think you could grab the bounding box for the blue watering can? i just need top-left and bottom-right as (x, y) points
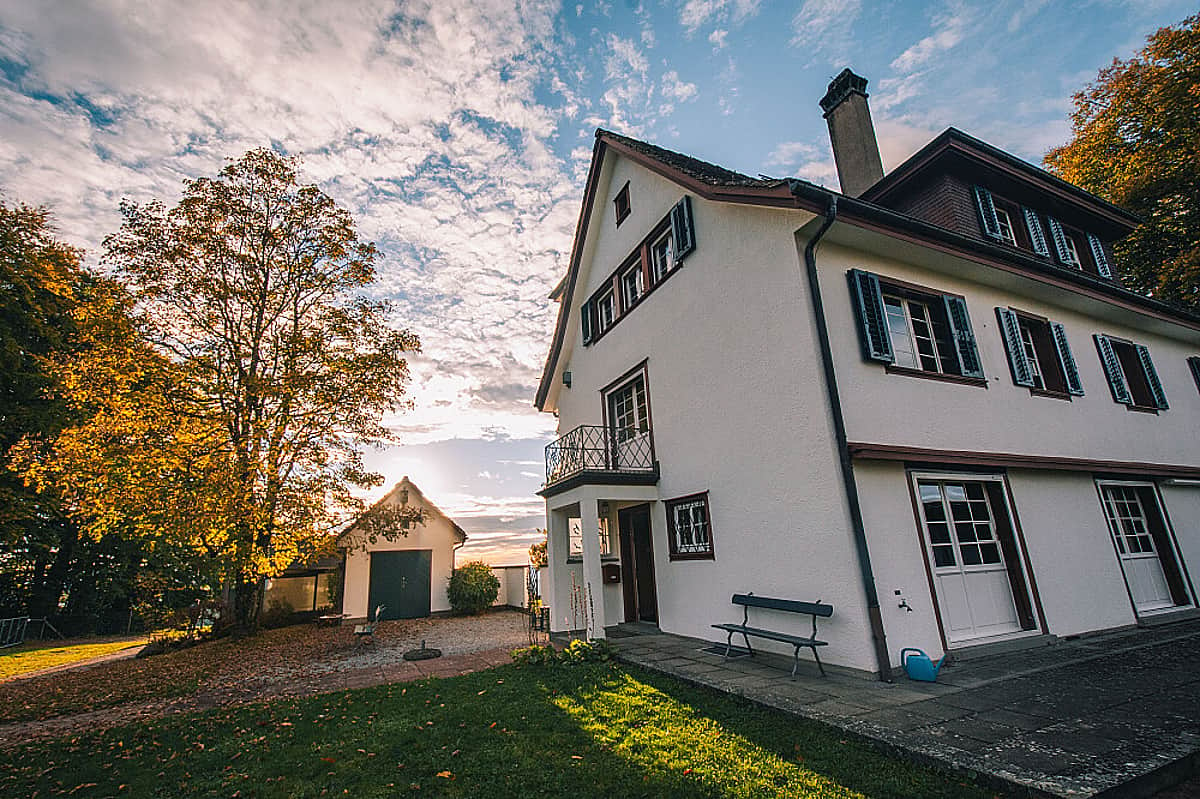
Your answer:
(900, 648), (945, 682)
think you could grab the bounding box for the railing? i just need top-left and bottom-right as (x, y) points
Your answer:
(545, 425), (656, 486)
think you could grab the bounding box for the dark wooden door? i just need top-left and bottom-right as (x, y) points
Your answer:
(618, 504), (658, 623)
(368, 550), (432, 620)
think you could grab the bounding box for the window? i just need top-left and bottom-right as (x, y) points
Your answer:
(613, 182), (630, 226)
(666, 492), (714, 560)
(603, 365), (654, 471)
(650, 230), (674, 283)
(849, 269), (986, 382)
(620, 260), (644, 309)
(580, 196), (696, 347)
(1094, 335), (1169, 411)
(568, 516), (613, 560)
(995, 308), (1084, 396)
(1189, 356), (1200, 394)
(994, 206), (1017, 246)
(607, 375), (649, 440)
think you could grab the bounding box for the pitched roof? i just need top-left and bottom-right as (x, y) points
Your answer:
(595, 128), (788, 189)
(339, 476), (467, 544)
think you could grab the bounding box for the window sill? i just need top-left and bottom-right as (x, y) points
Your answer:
(884, 364), (988, 388)
(1124, 404), (1161, 415)
(668, 551), (715, 562)
(1029, 387), (1073, 401)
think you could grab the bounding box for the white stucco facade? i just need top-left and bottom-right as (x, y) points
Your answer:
(339, 477), (466, 620)
(537, 139), (1200, 677)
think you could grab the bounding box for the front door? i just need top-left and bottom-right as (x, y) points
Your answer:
(368, 550), (432, 620)
(618, 504), (658, 624)
(916, 478), (1028, 644)
(1099, 483), (1191, 614)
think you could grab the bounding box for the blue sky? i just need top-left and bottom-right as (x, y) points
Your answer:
(0, 0), (1192, 563)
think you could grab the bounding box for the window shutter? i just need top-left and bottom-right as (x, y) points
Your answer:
(1022, 208), (1050, 257)
(670, 196), (696, 262)
(995, 307), (1035, 387)
(1135, 344), (1168, 410)
(1050, 322), (1084, 396)
(847, 269), (893, 363)
(1087, 233), (1113, 279)
(1047, 217), (1075, 265)
(973, 186), (1002, 240)
(1189, 356), (1200, 394)
(943, 295), (985, 379)
(1094, 334), (1132, 405)
(580, 299), (593, 345)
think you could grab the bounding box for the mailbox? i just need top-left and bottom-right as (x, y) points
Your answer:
(602, 563), (621, 583)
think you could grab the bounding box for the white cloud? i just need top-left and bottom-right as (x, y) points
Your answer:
(790, 0), (861, 61)
(678, 0), (761, 34)
(890, 3), (977, 73)
(661, 70), (698, 102)
(708, 28), (728, 50)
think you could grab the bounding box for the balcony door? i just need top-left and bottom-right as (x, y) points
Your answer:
(605, 368), (652, 471)
(1098, 482), (1193, 616)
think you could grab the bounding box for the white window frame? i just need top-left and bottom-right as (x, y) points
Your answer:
(1061, 234), (1081, 268)
(883, 293), (952, 374)
(1018, 320), (1045, 390)
(596, 289), (615, 333)
(995, 207), (1017, 246)
(621, 262), (644, 310)
(650, 230), (674, 283)
(567, 516), (614, 561)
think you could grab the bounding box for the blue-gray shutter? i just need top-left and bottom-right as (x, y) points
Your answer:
(580, 299), (593, 345)
(943, 296), (985, 379)
(1094, 334), (1132, 405)
(670, 196), (696, 262)
(973, 186), (1002, 240)
(1135, 344), (1168, 409)
(1047, 217), (1075, 265)
(1050, 322), (1084, 396)
(1188, 356), (1200, 394)
(1023, 208), (1050, 257)
(995, 307), (1035, 387)
(1087, 233), (1113, 279)
(847, 269), (893, 363)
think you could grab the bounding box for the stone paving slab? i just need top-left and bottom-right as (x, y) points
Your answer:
(611, 619), (1200, 798)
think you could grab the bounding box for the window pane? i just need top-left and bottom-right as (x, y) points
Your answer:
(927, 521), (951, 544)
(950, 501), (970, 521)
(965, 483), (985, 501)
(944, 484), (967, 502)
(961, 545), (982, 566)
(934, 546), (956, 567)
(955, 522), (977, 543)
(923, 500), (946, 522)
(918, 483), (941, 503)
(980, 543), (1001, 564)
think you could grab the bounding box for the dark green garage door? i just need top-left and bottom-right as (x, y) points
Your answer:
(368, 550), (432, 620)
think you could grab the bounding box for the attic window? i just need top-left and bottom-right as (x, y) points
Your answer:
(614, 183), (630, 226)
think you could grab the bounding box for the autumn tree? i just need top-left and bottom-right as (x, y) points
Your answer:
(100, 149), (420, 629)
(1045, 13), (1200, 310)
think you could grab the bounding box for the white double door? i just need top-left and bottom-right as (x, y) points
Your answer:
(915, 477), (1029, 644)
(1099, 483), (1182, 614)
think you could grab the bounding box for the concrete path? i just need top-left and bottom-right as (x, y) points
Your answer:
(610, 619), (1200, 798)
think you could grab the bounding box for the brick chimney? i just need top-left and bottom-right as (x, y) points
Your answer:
(819, 69), (885, 197)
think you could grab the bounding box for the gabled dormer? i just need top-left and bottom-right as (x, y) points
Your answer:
(858, 128), (1140, 284)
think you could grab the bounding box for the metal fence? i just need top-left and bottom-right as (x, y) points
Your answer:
(544, 425), (655, 485)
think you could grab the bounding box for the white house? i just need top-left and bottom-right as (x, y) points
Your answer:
(339, 476), (467, 621)
(533, 69), (1200, 678)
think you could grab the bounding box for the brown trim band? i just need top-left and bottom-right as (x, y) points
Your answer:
(848, 442), (1200, 479)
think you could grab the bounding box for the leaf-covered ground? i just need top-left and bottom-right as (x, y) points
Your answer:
(0, 637), (146, 681)
(2, 662), (1004, 798)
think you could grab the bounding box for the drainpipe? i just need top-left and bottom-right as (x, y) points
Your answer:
(797, 192), (894, 683)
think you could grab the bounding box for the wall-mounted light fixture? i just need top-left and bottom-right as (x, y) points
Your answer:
(562, 370), (572, 387)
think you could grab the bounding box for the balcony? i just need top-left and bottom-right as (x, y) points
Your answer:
(541, 425), (659, 496)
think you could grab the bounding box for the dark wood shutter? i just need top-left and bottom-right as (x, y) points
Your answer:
(1135, 344), (1168, 410)
(943, 295), (985, 378)
(1022, 208), (1050, 257)
(670, 196), (695, 262)
(1189, 356), (1200, 394)
(847, 269), (893, 363)
(1047, 217), (1074, 265)
(1094, 334), (1132, 405)
(1050, 322), (1084, 396)
(973, 186), (1002, 240)
(1087, 233), (1113, 279)
(581, 299), (593, 345)
(995, 307), (1035, 387)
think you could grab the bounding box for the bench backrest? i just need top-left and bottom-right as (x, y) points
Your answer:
(732, 594), (833, 617)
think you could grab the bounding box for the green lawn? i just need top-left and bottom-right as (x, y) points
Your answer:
(1, 662), (1003, 798)
(0, 637), (146, 681)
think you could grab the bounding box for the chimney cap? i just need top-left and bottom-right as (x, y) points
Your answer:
(820, 68), (869, 117)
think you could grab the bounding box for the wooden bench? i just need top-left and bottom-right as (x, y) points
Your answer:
(712, 593), (833, 679)
(353, 604), (385, 644)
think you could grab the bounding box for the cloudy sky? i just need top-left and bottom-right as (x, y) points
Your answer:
(0, 0), (1192, 563)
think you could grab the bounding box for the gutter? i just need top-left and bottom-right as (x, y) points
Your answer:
(796, 190), (894, 683)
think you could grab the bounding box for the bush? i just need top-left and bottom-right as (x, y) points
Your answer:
(447, 561), (499, 615)
(510, 639), (612, 667)
(260, 599), (297, 629)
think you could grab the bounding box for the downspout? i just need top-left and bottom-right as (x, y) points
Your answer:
(798, 192), (894, 682)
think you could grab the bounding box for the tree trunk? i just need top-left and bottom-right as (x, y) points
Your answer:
(27, 520), (78, 619)
(233, 577), (262, 632)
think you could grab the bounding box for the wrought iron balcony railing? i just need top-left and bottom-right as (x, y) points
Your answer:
(544, 425), (656, 487)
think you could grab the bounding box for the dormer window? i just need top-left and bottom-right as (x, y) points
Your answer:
(614, 182), (630, 226)
(1060, 233), (1081, 268)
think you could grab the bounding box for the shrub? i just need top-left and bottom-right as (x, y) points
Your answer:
(510, 639), (612, 667)
(447, 561), (499, 615)
(510, 644), (559, 666)
(260, 599), (297, 629)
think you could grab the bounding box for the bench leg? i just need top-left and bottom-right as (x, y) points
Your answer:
(811, 646), (826, 677)
(741, 631), (755, 659)
(723, 630), (734, 661)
